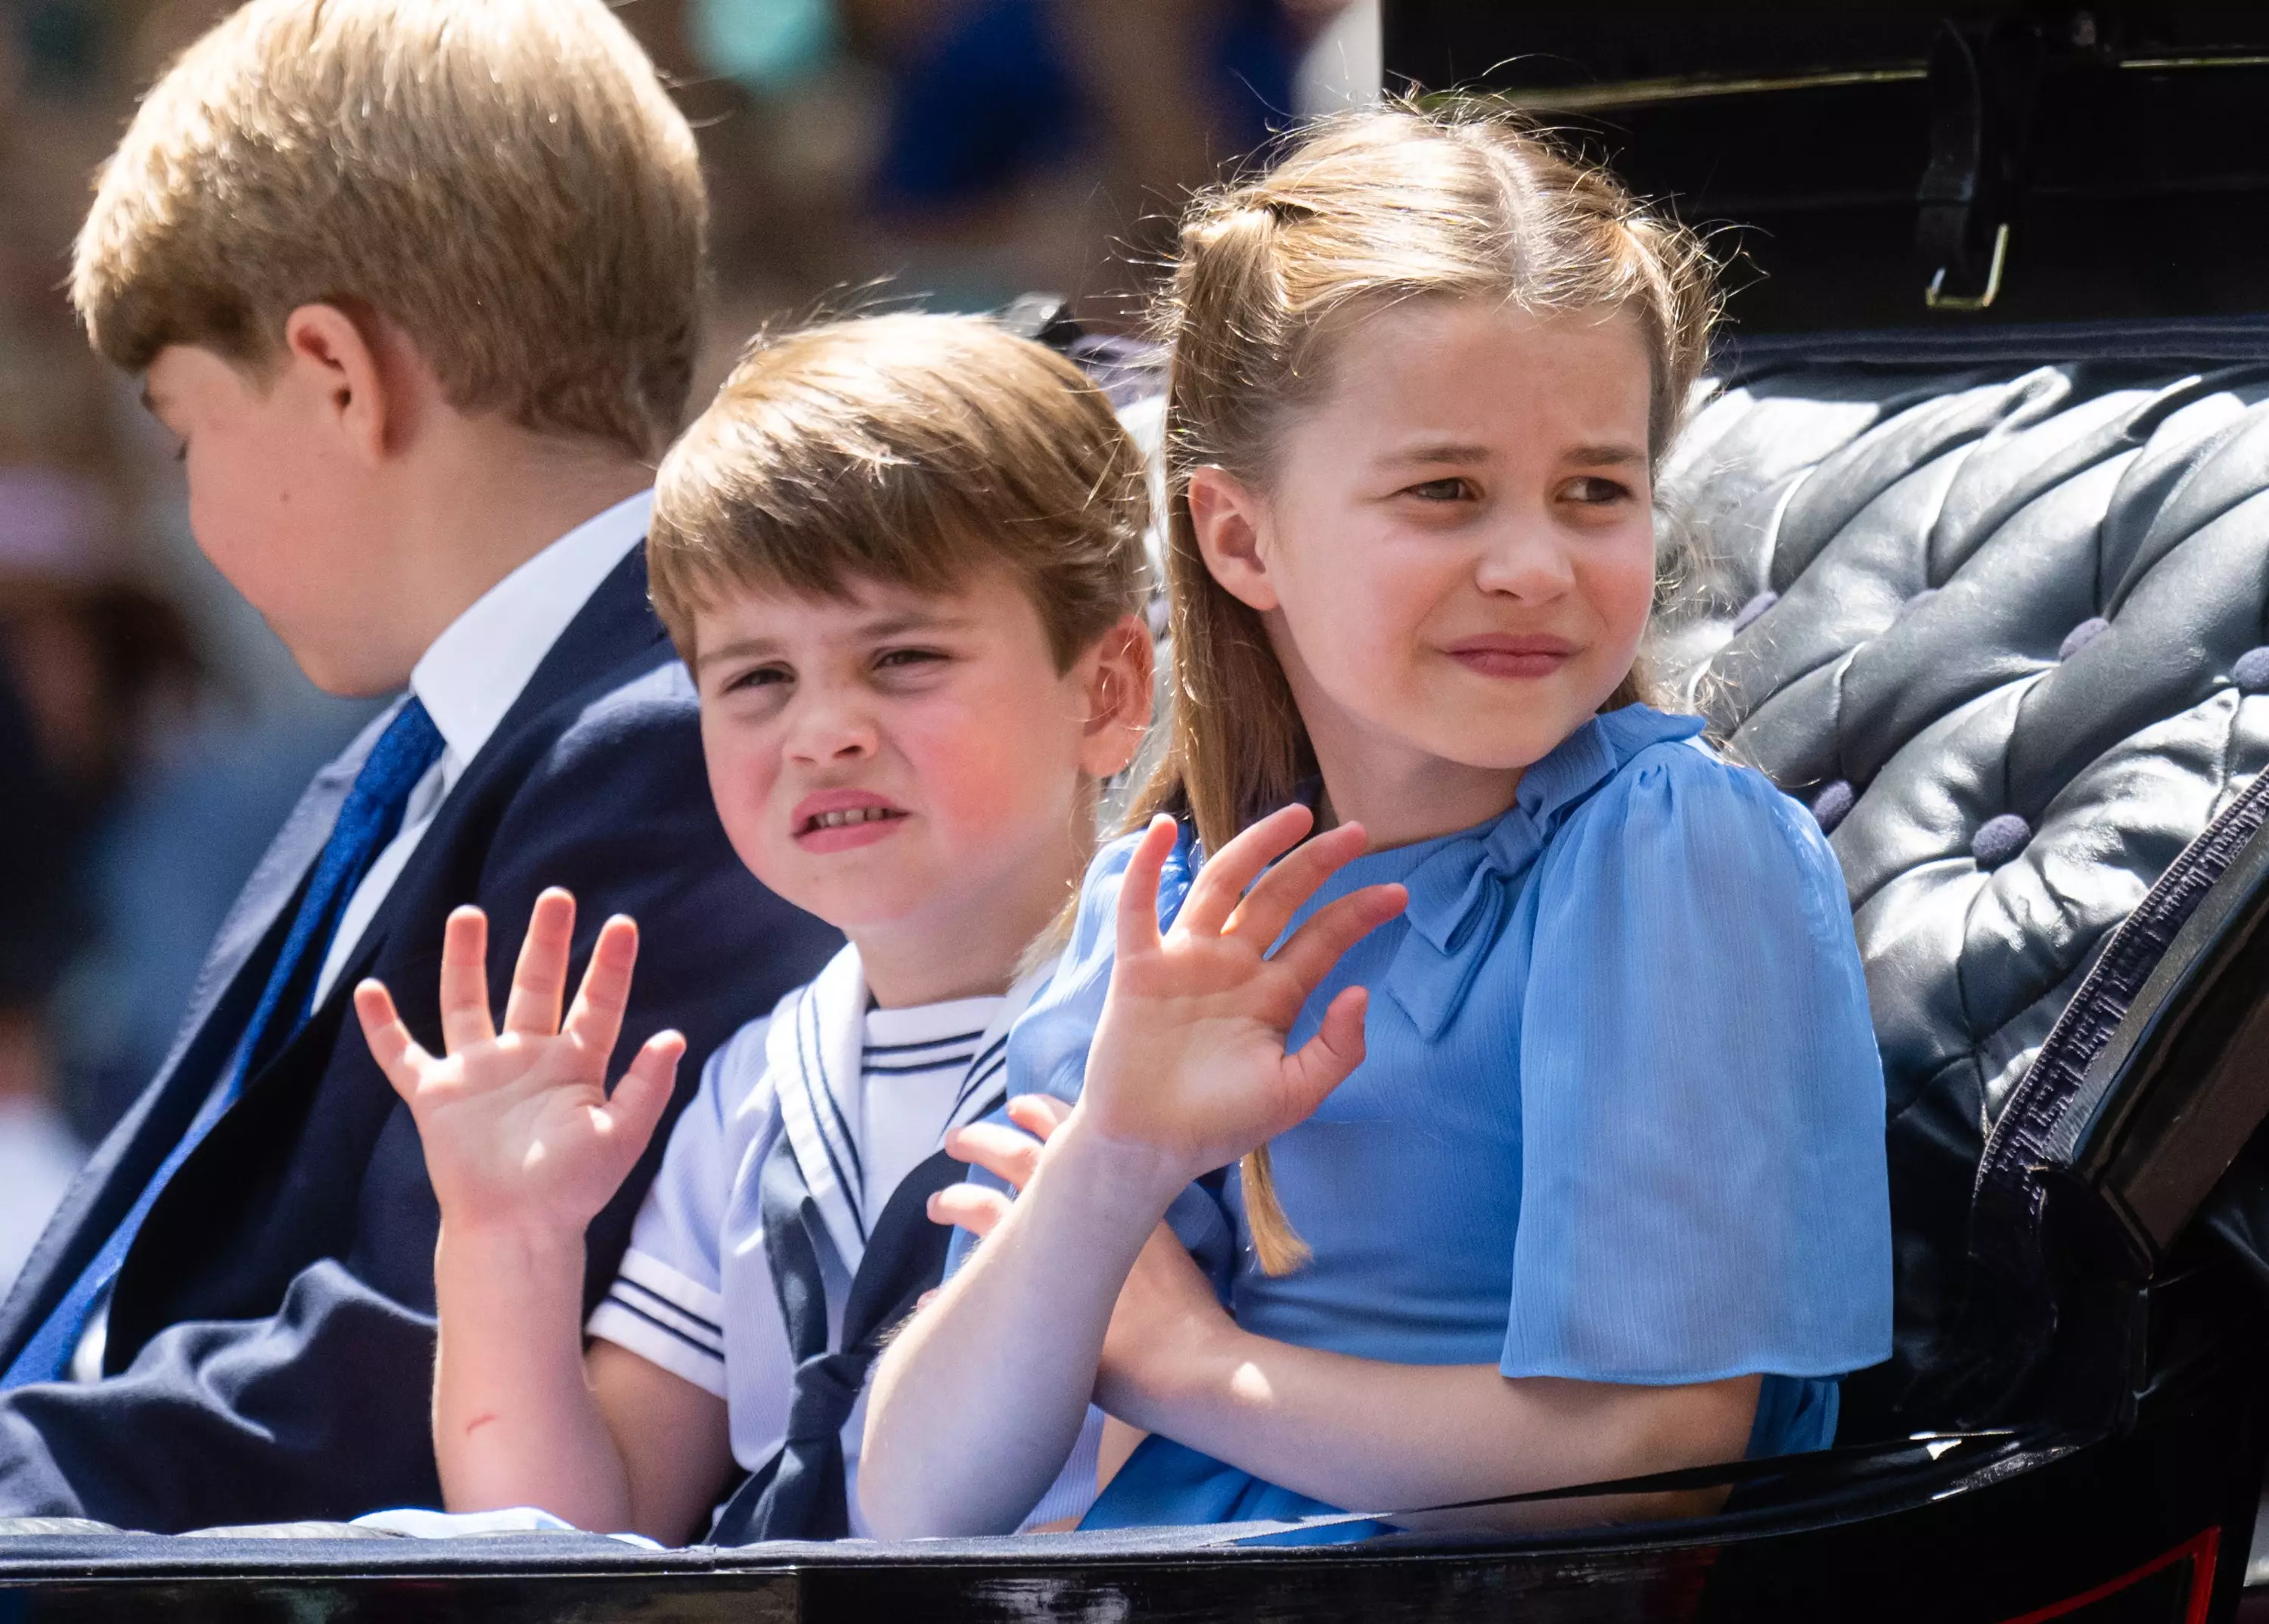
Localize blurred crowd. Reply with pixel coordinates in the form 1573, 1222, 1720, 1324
0, 0, 1376, 1289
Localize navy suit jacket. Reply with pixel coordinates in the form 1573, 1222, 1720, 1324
0, 549, 840, 1530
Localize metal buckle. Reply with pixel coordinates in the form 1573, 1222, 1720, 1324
1926, 222, 2010, 310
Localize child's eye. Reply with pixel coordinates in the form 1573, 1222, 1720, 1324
874, 647, 947, 672
726, 664, 791, 694
1563, 476, 1634, 506
1402, 477, 1473, 503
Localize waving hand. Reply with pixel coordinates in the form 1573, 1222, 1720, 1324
1079, 806, 1406, 1184
354, 887, 684, 1237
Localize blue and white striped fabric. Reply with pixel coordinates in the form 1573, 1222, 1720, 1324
1001, 705, 1892, 1529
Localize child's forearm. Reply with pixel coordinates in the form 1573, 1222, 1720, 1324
859, 1119, 1182, 1538
1105, 1330, 1760, 1518
431, 1222, 632, 1530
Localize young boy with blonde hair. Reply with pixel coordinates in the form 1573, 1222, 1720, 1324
0, 0, 837, 1529
357, 312, 1155, 1544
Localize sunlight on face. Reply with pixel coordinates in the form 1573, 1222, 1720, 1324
690, 566, 1103, 952
1251, 299, 1657, 815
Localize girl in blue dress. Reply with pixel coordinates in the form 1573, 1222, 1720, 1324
860, 107, 1892, 1539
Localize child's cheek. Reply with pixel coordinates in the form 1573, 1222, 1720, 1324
700, 710, 787, 885
908, 694, 1057, 849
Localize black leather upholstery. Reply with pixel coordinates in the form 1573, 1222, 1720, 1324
1662, 340, 2269, 1425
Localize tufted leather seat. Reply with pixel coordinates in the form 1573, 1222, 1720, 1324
1659, 336, 2269, 1426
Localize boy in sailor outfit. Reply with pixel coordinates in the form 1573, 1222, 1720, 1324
352, 314, 1155, 1545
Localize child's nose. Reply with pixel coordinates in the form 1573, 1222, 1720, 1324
785, 691, 880, 762
1471, 512, 1576, 600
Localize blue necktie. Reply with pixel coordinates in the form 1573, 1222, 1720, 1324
5, 697, 446, 1388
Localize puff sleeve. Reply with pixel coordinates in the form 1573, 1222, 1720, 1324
1501, 745, 1892, 1385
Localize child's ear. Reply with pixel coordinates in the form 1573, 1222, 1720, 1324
1076, 613, 1155, 781
1186, 466, 1280, 613
280, 303, 408, 468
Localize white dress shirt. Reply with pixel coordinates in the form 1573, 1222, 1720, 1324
312, 490, 653, 1006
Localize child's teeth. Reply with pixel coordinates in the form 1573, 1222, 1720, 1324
815, 807, 890, 828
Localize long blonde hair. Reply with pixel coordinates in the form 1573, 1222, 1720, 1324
1134, 107, 1719, 1274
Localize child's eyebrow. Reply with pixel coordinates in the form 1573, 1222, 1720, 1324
693, 636, 779, 672
1569, 443, 1648, 467
858, 611, 977, 638
1378, 442, 1493, 467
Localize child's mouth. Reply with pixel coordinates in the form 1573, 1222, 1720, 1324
1445, 635, 1576, 681
791, 796, 910, 852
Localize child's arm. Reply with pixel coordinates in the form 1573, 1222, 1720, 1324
951, 1099, 1758, 1525
355, 890, 727, 1540
858, 809, 1406, 1539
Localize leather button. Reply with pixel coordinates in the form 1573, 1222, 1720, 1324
1811, 779, 1857, 834
2058, 617, 2109, 660
1732, 590, 1779, 632
1972, 813, 2032, 870
2235, 647, 2269, 694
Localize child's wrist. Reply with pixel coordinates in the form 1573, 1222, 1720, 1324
435, 1217, 588, 1284
1046, 1113, 1192, 1226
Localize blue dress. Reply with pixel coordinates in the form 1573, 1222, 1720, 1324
1001, 706, 1892, 1532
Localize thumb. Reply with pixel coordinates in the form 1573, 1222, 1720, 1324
1278, 984, 1369, 1123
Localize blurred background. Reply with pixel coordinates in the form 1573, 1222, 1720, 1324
0, 0, 1380, 1290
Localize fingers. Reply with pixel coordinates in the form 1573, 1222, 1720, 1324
354, 980, 434, 1104
437, 907, 494, 1053
1221, 821, 1372, 950
1269, 881, 1408, 996
1280, 984, 1370, 1120
927, 1183, 1013, 1239
562, 914, 640, 1066
1004, 1093, 1072, 1141
1174, 803, 1313, 939
1113, 815, 1181, 964
502, 889, 577, 1037
599, 1029, 683, 1159
944, 1121, 1046, 1191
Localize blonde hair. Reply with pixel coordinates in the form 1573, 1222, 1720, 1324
1138, 107, 1720, 1274
647, 312, 1149, 669
72, 0, 708, 461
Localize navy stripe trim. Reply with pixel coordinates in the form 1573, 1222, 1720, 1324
863, 1054, 979, 1076
799, 992, 866, 1241
613, 1277, 723, 1342
954, 1050, 1011, 1117
861, 1031, 987, 1056
600, 1294, 726, 1362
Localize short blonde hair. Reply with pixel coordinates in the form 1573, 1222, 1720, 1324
72, 0, 708, 460
649, 312, 1148, 668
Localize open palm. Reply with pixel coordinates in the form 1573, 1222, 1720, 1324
355, 888, 684, 1237
1082, 807, 1406, 1183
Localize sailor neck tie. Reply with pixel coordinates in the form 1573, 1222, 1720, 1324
709, 1141, 965, 1542
5, 697, 446, 1388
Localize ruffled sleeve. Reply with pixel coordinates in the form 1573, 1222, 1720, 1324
1502, 742, 1892, 1384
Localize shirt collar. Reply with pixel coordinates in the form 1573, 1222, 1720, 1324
410, 489, 652, 769
1388, 705, 1709, 1038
